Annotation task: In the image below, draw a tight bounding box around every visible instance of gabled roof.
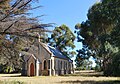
[48,46,69,59]
[21,42,71,61]
[22,54,36,62]
[40,42,69,60]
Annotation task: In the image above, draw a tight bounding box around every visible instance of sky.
[31,0,99,67]
[32,0,98,30]
[31,0,98,48]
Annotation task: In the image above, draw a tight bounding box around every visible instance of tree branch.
[3,20,18,33]
[0,31,38,38]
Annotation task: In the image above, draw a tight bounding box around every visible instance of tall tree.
[49,24,76,58]
[75,0,120,76]
[0,0,51,73]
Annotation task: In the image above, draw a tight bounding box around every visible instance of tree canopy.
[49,24,76,58]
[75,0,120,76]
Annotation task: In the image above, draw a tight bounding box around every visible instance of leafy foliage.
[75,0,120,76]
[49,24,76,58]
[75,45,94,67]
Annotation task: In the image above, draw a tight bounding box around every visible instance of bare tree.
[0,0,52,73]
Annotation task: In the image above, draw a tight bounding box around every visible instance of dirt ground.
[0,70,120,84]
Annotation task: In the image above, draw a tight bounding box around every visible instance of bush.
[104,53,120,77]
[95,65,101,71]
[0,64,21,73]
[75,67,85,70]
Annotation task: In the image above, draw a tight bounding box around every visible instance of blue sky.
[32,0,98,30]
[31,0,98,48]
[31,0,98,67]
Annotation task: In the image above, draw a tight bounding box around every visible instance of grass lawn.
[0,70,120,84]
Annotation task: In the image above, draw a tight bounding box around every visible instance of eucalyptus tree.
[75,0,120,76]
[49,24,76,58]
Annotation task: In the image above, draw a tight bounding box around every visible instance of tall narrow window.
[61,61,62,69]
[48,60,50,69]
[44,60,47,70]
[54,60,56,69]
[66,62,67,69]
[64,61,65,69]
[58,60,59,69]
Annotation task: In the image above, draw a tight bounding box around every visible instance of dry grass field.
[0,70,120,84]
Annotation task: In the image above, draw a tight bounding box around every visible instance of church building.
[21,41,74,76]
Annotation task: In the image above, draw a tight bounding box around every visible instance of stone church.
[21,39,74,76]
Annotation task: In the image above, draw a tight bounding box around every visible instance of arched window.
[44,60,47,70]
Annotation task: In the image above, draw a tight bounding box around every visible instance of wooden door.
[30,63,34,76]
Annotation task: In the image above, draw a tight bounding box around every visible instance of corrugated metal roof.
[22,42,70,61]
[48,46,69,59]
[40,43,69,60]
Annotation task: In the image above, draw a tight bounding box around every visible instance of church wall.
[54,57,70,75]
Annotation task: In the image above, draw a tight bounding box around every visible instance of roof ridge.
[39,42,70,60]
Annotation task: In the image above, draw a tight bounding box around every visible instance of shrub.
[104,53,120,77]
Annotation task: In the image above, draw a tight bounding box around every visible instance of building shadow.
[59,80,120,84]
[64,70,104,77]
